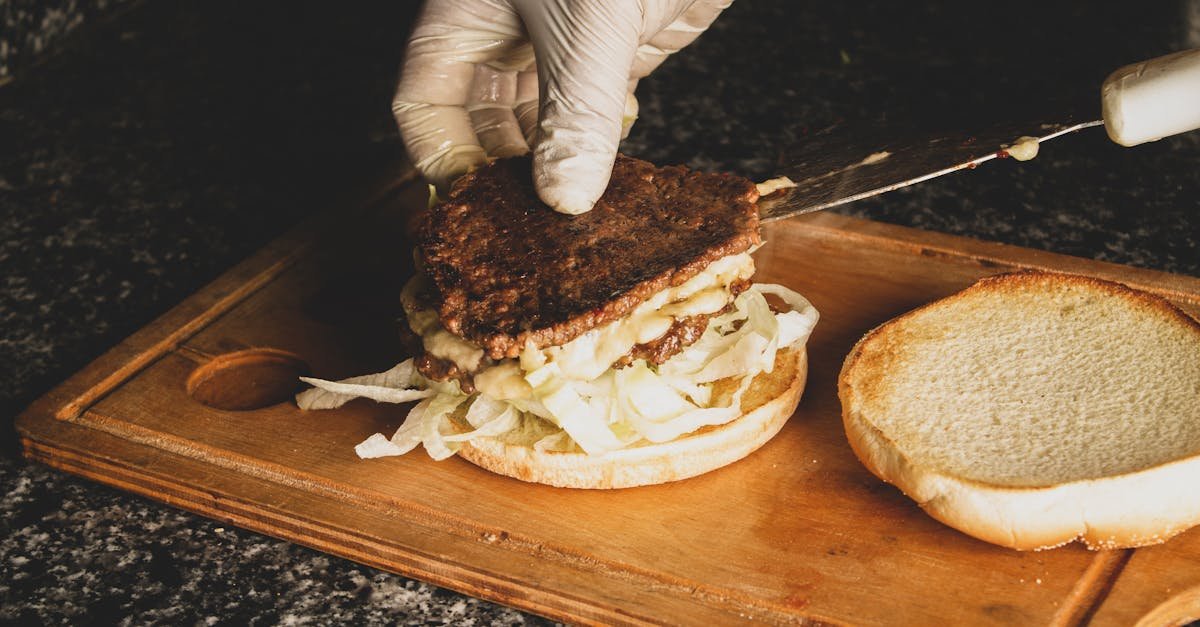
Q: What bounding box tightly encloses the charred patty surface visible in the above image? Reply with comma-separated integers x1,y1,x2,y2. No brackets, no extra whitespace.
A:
420,155,760,359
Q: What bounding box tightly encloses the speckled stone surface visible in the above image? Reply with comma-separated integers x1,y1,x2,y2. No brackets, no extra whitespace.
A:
0,0,139,81
0,457,541,626
2,0,1198,624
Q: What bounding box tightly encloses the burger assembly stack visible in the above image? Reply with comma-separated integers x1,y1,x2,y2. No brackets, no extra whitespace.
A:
298,155,819,489
298,153,1200,552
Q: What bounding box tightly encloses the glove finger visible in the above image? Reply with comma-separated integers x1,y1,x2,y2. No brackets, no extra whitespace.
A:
620,90,639,140
470,107,528,158
395,0,525,105
467,65,529,158
633,0,731,78
394,0,522,184
513,69,540,146
393,101,487,187
515,0,641,214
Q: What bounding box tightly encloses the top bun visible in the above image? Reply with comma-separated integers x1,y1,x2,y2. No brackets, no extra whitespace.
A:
839,271,1200,550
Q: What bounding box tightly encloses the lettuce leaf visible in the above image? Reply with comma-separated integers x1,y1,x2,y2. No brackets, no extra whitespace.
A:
297,283,819,460
296,360,435,409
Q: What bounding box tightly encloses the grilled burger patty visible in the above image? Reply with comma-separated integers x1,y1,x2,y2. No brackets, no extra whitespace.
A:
420,154,761,360
414,311,714,394
412,278,750,393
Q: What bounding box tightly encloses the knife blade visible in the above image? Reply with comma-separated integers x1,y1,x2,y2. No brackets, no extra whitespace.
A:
758,47,1200,222
757,118,1103,222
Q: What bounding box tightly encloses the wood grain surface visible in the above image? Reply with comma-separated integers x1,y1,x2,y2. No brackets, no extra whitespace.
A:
17,173,1200,626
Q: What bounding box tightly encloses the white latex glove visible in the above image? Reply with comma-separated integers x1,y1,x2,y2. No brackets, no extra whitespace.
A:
393,0,731,214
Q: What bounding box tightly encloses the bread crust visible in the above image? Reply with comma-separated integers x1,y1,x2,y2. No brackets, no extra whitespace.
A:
453,348,807,489
839,271,1200,550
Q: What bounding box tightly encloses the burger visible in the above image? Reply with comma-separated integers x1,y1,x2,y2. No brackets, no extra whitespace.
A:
298,155,819,488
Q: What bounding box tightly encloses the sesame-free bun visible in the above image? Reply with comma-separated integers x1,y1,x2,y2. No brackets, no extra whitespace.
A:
452,348,807,489
839,271,1200,550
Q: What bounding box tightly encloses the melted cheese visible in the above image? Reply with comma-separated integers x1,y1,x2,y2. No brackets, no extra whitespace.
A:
473,362,531,400
401,278,485,371
1005,136,1040,161
540,254,754,380
756,176,797,196
405,252,756,383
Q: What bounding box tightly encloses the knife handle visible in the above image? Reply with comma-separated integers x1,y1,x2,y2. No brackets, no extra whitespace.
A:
1102,48,1200,147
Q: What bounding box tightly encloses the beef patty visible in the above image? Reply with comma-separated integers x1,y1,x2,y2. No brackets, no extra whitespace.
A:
417,312,711,393
415,281,750,391
420,154,760,360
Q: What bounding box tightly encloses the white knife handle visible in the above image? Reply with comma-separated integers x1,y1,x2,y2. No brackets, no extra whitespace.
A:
1102,48,1200,147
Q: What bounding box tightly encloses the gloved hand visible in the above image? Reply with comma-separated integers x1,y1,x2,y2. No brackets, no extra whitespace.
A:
393,0,731,214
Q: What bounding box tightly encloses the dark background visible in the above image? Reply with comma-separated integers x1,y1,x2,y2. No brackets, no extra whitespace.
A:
1,0,141,82
1,0,1197,623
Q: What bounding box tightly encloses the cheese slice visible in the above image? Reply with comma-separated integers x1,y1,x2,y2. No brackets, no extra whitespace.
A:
402,252,756,383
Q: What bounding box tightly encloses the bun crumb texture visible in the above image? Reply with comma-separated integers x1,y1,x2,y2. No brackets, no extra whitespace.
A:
840,271,1200,550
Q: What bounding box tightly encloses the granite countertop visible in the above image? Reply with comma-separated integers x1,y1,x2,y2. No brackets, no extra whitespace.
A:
0,0,141,83
2,1,1197,624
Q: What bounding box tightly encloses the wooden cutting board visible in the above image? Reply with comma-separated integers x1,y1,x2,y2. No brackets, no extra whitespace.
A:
18,170,1200,626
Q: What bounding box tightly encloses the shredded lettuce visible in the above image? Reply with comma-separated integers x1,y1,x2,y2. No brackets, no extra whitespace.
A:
525,363,629,454
297,283,818,460
355,433,410,459
617,360,738,443
296,361,434,409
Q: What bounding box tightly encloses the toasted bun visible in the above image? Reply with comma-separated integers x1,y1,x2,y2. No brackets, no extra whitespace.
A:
451,348,807,489
839,271,1200,550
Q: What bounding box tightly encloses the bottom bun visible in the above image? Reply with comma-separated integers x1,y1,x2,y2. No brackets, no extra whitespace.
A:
452,348,808,489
